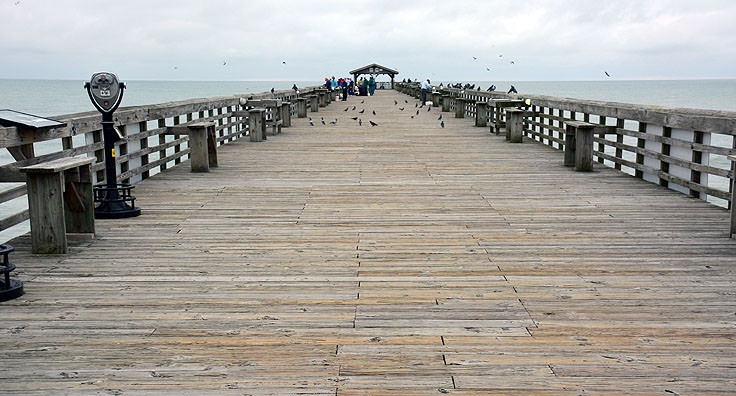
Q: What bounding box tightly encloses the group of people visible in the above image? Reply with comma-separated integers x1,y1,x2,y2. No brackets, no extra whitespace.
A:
324,75,377,100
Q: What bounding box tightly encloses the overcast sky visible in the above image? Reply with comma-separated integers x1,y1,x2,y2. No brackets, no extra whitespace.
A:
2,0,735,81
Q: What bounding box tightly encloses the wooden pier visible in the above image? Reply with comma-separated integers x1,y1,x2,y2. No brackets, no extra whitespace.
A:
2,89,736,394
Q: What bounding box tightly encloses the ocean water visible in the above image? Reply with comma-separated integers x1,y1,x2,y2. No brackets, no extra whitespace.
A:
1,79,735,243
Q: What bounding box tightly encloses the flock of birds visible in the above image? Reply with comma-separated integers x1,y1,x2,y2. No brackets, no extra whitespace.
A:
306,97,445,130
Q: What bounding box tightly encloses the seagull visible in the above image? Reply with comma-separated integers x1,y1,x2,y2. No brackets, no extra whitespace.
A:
472,56,477,60
441,121,445,128
361,100,365,103
416,110,420,115
271,88,275,94
173,66,178,70
282,61,286,64
411,115,414,119
359,109,365,114
477,87,481,91
394,100,398,105
508,85,517,94
372,110,376,115
369,121,378,127
330,119,337,125
321,117,325,125
486,67,490,71
352,106,356,110
405,100,408,103
359,119,362,126
438,114,442,120
510,61,515,65
223,60,227,65
292,84,298,91
415,103,418,108
399,107,404,111
499,54,503,58
309,117,314,126
439,83,444,87
604,71,611,77
351,117,358,120
344,107,349,111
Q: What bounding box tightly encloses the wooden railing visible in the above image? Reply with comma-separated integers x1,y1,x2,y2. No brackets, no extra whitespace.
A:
397,82,736,208
0,86,322,235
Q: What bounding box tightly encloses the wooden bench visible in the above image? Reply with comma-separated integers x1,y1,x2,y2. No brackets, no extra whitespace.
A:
165,121,218,172
20,157,95,254
489,99,529,135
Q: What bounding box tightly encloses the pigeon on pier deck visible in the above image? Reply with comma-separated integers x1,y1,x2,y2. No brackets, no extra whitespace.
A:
359,109,365,114
351,117,358,120
309,117,314,126
372,110,376,115
441,121,445,128
359,119,362,126
321,117,325,125
369,121,378,127
438,114,442,120
344,107,349,111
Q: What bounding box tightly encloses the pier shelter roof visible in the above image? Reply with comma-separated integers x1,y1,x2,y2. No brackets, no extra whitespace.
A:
349,63,399,78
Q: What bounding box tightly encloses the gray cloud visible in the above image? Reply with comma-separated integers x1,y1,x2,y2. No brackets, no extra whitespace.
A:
2,0,735,80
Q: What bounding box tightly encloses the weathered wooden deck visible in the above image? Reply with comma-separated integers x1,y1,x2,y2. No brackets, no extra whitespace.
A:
3,90,736,395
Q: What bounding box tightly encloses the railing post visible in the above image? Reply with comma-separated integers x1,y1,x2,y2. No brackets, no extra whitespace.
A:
248,108,266,142
432,92,440,107
565,121,595,171
475,101,488,127
729,156,736,237
187,123,211,172
318,91,328,107
296,98,308,118
506,109,524,143
441,95,451,112
308,95,319,112
564,124,576,167
455,98,466,118
281,102,291,128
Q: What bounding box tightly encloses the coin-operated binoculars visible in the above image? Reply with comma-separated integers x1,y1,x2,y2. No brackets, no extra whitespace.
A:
84,72,141,218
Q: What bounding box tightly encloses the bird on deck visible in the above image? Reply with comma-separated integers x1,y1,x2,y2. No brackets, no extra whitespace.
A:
361,100,365,103
508,85,518,94
292,84,298,91
372,110,376,115
359,109,365,114
369,121,378,127
399,107,404,111
441,121,445,128
321,117,325,125
351,116,358,120
344,107,349,112
271,88,275,94
309,117,314,126
330,119,337,125
359,119,362,126
352,106,356,110
415,103,418,108
394,100,398,105
405,100,408,103
438,114,442,120
416,110,420,115
428,105,431,111
439,83,444,87
411,115,414,119
488,85,496,92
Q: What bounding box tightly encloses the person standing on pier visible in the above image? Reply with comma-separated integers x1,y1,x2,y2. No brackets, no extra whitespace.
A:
340,78,348,101
421,79,431,105
368,76,376,96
